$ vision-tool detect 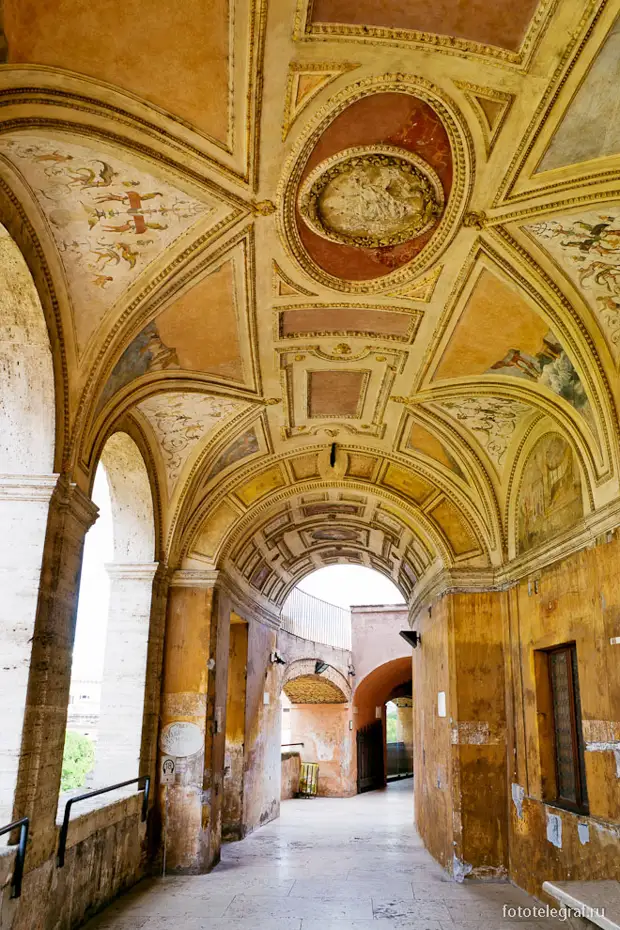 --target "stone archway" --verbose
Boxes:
[0,223,56,828]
